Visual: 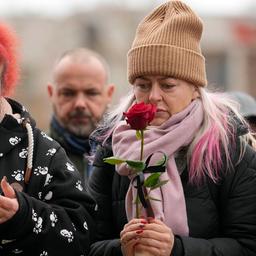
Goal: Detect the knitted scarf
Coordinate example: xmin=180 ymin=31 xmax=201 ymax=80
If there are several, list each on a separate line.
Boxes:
xmin=112 ymin=99 xmax=203 ymax=236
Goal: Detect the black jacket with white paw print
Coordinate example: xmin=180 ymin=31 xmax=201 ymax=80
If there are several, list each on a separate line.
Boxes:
xmin=0 ymin=98 xmax=96 ymax=256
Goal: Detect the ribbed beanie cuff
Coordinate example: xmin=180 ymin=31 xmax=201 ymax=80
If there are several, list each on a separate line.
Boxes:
xmin=128 ymin=44 xmax=206 ymax=87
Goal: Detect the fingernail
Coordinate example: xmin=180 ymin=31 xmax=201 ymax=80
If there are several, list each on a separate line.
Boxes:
xmin=141 ymin=220 xmax=147 ymax=224
xmin=139 ymin=224 xmax=145 ymax=229
xmin=147 ymin=217 xmax=154 ymax=222
xmin=136 ymin=229 xmax=143 ymax=234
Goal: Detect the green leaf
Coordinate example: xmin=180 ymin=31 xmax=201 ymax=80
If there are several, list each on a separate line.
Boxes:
xmin=151 ymin=180 xmax=169 ymax=190
xmin=126 ymin=160 xmax=145 ymax=171
xmin=103 ymin=157 xmax=126 ymax=165
xmin=136 ymin=130 xmax=142 ymax=140
xmin=144 ymin=173 xmax=161 ymax=188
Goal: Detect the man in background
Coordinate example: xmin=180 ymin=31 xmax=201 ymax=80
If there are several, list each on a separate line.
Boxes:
xmin=47 ymin=48 xmax=115 ymax=183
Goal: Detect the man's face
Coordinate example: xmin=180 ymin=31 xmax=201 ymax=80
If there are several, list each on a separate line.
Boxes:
xmin=48 ymin=57 xmax=114 ymax=137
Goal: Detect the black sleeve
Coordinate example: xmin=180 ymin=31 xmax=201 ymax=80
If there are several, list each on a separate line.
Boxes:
xmin=172 ymin=144 xmax=256 ymax=256
xmin=1 ymin=146 xmax=97 ymax=255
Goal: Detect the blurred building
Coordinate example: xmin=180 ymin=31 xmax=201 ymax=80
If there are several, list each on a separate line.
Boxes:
xmin=3 ymin=5 xmax=256 ymax=130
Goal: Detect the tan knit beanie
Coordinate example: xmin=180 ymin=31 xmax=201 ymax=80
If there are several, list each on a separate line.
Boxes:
xmin=127 ymin=0 xmax=207 ymax=87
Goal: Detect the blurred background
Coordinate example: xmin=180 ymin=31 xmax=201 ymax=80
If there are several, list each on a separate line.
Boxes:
xmin=1 ymin=0 xmax=256 ymax=130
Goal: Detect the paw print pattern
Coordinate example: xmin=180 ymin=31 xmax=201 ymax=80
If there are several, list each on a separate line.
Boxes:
xmin=40 ymin=251 xmax=48 ymax=256
xmin=34 ymin=166 xmax=48 ymax=176
xmin=9 ymin=136 xmax=21 ymax=146
xmin=32 ymin=209 xmax=43 ymax=234
xmin=46 ymin=148 xmax=56 ymax=156
xmin=50 ymin=212 xmax=58 ymax=227
xmin=60 ymin=229 xmax=74 ymax=243
xmin=75 ymin=180 xmax=83 ymax=191
xmin=44 ymin=173 xmax=53 ymax=186
xmin=41 ymin=132 xmax=53 ymax=141
xmin=19 ymin=148 xmax=28 ymax=158
xmin=66 ymin=162 xmax=75 ymax=172
xmin=11 ymin=170 xmax=24 ymax=181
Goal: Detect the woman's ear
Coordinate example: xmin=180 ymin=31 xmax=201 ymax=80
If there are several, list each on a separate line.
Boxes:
xmin=192 ymin=86 xmax=200 ymax=100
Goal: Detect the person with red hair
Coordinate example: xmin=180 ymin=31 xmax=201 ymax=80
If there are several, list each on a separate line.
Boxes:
xmin=0 ymin=23 xmax=19 ymax=96
xmin=0 ymin=22 xmax=96 ymax=255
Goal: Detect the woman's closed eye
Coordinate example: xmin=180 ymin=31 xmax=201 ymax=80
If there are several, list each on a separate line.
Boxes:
xmin=160 ymin=83 xmax=176 ymax=92
xmin=134 ymin=83 xmax=151 ymax=92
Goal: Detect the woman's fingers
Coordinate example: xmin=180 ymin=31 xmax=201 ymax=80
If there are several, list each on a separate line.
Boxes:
xmin=121 ymin=218 xmax=147 ymax=236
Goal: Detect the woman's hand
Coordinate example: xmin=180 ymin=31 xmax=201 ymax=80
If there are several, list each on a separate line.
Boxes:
xmin=120 ymin=218 xmax=149 ymax=256
xmin=135 ymin=218 xmax=175 ymax=256
xmin=0 ymin=177 xmax=19 ymax=224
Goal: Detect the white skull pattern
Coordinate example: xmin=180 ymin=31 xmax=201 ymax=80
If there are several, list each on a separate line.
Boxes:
xmin=9 ymin=136 xmax=21 ymax=146
xmin=66 ymin=162 xmax=75 ymax=172
xmin=19 ymin=148 xmax=28 ymax=158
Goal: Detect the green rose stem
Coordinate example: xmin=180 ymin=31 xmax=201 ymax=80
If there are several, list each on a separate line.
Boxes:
xmin=136 ymin=129 xmax=154 ymax=218
xmin=140 ymin=130 xmax=144 ymax=161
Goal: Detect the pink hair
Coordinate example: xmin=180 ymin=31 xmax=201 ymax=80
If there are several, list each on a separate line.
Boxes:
xmin=0 ymin=22 xmax=20 ymax=96
xmin=188 ymin=90 xmax=240 ymax=185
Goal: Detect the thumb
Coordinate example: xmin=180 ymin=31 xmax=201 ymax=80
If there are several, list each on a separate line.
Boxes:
xmin=1 ymin=176 xmax=15 ymax=198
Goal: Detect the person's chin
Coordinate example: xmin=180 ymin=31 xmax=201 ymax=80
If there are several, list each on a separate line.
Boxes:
xmin=69 ymin=124 xmax=93 ymax=137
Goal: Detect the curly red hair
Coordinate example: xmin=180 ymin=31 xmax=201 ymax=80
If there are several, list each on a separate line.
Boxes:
xmin=0 ymin=22 xmax=19 ymax=96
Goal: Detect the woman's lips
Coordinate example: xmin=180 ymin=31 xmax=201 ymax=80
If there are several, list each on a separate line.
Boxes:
xmin=157 ymin=108 xmax=166 ymax=112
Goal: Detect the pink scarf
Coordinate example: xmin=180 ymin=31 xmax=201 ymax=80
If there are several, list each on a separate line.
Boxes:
xmin=112 ymin=99 xmax=203 ymax=236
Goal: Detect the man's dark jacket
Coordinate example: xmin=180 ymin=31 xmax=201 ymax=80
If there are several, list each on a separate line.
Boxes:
xmin=49 ymin=125 xmax=89 ymax=182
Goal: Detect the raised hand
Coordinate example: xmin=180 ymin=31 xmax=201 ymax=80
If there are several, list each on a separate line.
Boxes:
xmin=0 ymin=176 xmax=19 ymax=224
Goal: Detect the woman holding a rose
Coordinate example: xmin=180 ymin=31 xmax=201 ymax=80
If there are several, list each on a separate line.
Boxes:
xmin=88 ymin=1 xmax=256 ymax=256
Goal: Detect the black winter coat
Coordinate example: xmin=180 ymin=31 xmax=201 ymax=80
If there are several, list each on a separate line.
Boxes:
xmin=88 ymin=137 xmax=256 ymax=256
xmin=0 ymin=99 xmax=96 ymax=255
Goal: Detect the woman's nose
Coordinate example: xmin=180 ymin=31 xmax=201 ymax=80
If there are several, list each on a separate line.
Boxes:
xmin=148 ymin=85 xmax=162 ymax=103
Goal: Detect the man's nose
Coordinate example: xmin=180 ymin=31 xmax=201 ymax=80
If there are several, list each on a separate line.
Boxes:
xmin=74 ymin=94 xmax=87 ymax=109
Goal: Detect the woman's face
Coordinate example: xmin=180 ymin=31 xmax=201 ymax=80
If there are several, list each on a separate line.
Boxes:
xmin=133 ymin=76 xmax=199 ymax=126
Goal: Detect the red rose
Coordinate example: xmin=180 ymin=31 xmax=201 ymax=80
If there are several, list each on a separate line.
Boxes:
xmin=124 ymin=102 xmax=156 ymax=130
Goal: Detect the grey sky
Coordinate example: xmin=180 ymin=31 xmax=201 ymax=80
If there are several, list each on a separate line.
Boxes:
xmin=0 ymin=0 xmax=255 ymax=17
